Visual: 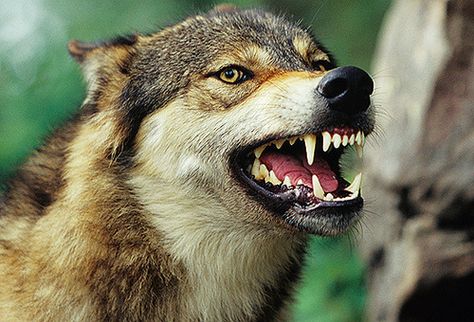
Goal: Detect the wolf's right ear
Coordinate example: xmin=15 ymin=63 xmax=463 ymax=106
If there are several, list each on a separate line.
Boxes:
xmin=68 ymin=35 xmax=138 ymax=87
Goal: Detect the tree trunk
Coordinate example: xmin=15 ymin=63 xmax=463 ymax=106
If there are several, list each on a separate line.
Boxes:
xmin=361 ymin=0 xmax=474 ymax=321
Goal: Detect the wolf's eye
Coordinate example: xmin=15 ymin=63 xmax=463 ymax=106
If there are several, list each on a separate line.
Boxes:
xmin=218 ymin=67 xmax=250 ymax=84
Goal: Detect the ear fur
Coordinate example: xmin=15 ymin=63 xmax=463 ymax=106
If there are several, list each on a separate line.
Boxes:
xmin=210 ymin=3 xmax=238 ymax=14
xmin=68 ymin=35 xmax=138 ymax=89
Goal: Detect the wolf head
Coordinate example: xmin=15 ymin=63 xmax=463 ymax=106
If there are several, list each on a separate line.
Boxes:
xmin=68 ymin=7 xmax=375 ymax=236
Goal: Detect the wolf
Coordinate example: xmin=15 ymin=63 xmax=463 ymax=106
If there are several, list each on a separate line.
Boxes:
xmin=0 ymin=5 xmax=374 ymax=321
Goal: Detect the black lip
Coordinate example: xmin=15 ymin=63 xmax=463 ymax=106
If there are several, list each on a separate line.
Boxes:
xmin=234 ymin=162 xmax=364 ymax=235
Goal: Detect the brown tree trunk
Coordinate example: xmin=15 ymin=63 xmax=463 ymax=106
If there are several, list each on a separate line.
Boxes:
xmin=361 ymin=0 xmax=474 ymax=321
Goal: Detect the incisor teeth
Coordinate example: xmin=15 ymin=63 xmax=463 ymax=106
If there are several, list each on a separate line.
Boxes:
xmin=355 ymin=131 xmax=362 ymax=145
xmin=274 ymin=139 xmax=285 ymax=149
xmin=322 ymin=131 xmax=331 ymax=152
xmin=312 ymin=175 xmax=325 ymax=199
xmin=325 ymin=193 xmax=334 ymax=201
xmin=296 ymin=179 xmax=304 ymax=186
xmin=342 ymin=135 xmax=349 ymax=146
xmin=254 ymin=145 xmax=267 ymax=158
xmin=345 ymin=173 xmax=362 ymax=196
xmin=283 ymin=176 xmax=291 ymax=187
xmin=332 ymin=134 xmax=341 ymax=148
xmin=349 ymin=134 xmax=355 ymax=145
xmin=289 ymin=137 xmax=297 ymax=145
xmin=303 ymin=134 xmax=317 ymax=165
xmin=268 ymin=170 xmax=281 ymax=185
xmin=251 ymin=158 xmax=261 ymax=179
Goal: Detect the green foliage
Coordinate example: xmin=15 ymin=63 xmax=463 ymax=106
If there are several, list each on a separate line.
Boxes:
xmin=294 ymin=237 xmax=367 ymax=322
xmin=0 ymin=0 xmax=390 ymax=320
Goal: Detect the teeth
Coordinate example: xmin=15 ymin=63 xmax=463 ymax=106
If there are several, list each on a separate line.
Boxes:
xmin=332 ymin=134 xmax=341 ymax=148
xmin=324 ymin=193 xmax=334 ymax=201
xmin=303 ymin=134 xmax=317 ymax=165
xmin=274 ymin=139 xmax=285 ymax=149
xmin=349 ymin=134 xmax=355 ymax=145
xmin=268 ymin=170 xmax=281 ymax=185
xmin=355 ymin=131 xmax=362 ymax=145
xmin=289 ymin=137 xmax=297 ymax=145
xmin=251 ymin=158 xmax=262 ymax=179
xmin=312 ymin=175 xmax=325 ymax=199
xmin=283 ymin=176 xmax=291 ymax=187
xmin=322 ymin=131 xmax=331 ymax=152
xmin=296 ymin=179 xmax=304 ymax=186
xmin=355 ymin=144 xmax=363 ymax=158
xmin=254 ymin=144 xmax=267 ymax=158
xmin=361 ymin=132 xmax=366 ymax=146
xmin=342 ymin=135 xmax=349 ymax=146
xmin=259 ymin=164 xmax=269 ymax=179
xmin=345 ymin=173 xmax=362 ymax=196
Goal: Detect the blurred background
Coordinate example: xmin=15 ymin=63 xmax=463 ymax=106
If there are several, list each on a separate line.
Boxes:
xmin=0 ymin=0 xmax=391 ymax=321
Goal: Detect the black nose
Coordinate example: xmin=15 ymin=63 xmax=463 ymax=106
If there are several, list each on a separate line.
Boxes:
xmin=317 ymin=66 xmax=374 ymax=115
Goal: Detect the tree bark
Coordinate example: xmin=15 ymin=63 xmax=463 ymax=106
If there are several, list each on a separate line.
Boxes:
xmin=361 ymin=0 xmax=474 ymax=321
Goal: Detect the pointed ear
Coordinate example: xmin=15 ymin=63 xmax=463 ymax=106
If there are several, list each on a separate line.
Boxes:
xmin=68 ymin=35 xmax=138 ymax=87
xmin=210 ymin=3 xmax=238 ymax=13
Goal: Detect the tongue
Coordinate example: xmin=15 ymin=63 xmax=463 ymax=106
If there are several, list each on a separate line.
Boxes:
xmin=259 ymin=151 xmax=338 ymax=192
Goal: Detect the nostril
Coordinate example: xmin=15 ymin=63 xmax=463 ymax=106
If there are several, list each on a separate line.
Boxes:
xmin=317 ymin=77 xmax=348 ymax=99
xmin=317 ymin=66 xmax=373 ymax=115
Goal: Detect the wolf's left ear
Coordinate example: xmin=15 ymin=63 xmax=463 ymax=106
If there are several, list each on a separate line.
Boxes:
xmin=210 ymin=3 xmax=238 ymax=13
xmin=68 ymin=34 xmax=138 ymax=86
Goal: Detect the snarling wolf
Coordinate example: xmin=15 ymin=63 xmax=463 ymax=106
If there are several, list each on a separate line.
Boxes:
xmin=0 ymin=5 xmax=374 ymax=321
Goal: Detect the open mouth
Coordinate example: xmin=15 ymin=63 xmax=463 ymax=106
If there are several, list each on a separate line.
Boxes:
xmin=235 ymin=128 xmax=367 ymax=234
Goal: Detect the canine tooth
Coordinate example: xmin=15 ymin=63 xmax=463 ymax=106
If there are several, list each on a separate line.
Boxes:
xmin=274 ymin=139 xmax=285 ymax=149
xmin=322 ymin=131 xmax=331 ymax=152
xmin=254 ymin=144 xmax=267 ymax=158
xmin=345 ymin=173 xmax=362 ymax=196
xmin=325 ymin=193 xmax=334 ymax=201
xmin=361 ymin=132 xmax=366 ymax=146
xmin=283 ymin=176 xmax=291 ymax=187
xmin=355 ymin=144 xmax=363 ymax=158
xmin=332 ymin=134 xmax=342 ymax=148
xmin=268 ymin=170 xmax=281 ymax=185
xmin=355 ymin=131 xmax=362 ymax=145
xmin=259 ymin=164 xmax=269 ymax=179
xmin=303 ymin=134 xmax=317 ymax=165
xmin=289 ymin=137 xmax=297 ymax=145
xmin=312 ymin=175 xmax=325 ymax=199
xmin=251 ymin=158 xmax=262 ymax=179
xmin=296 ymin=179 xmax=304 ymax=186
xmin=349 ymin=134 xmax=355 ymax=145
xmin=342 ymin=135 xmax=349 ymax=146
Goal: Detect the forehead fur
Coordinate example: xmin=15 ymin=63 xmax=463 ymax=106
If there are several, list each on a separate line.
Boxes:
xmin=105 ymin=9 xmax=334 ymax=157
xmin=137 ymin=9 xmax=323 ymax=71
xmin=123 ymin=9 xmax=330 ymax=110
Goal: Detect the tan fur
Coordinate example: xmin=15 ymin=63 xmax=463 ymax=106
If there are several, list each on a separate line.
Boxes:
xmin=0 ymin=7 xmax=372 ymax=321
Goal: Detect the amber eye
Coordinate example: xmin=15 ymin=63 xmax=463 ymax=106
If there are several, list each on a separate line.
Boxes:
xmin=218 ymin=67 xmax=249 ymax=84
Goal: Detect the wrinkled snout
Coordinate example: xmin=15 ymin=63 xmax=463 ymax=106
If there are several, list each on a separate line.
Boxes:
xmin=317 ymin=66 xmax=374 ymax=115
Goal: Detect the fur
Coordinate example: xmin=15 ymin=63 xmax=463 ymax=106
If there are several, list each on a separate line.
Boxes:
xmin=0 ymin=6 xmax=373 ymax=321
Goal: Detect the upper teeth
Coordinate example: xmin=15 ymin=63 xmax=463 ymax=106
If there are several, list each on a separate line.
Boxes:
xmin=253 ymin=130 xmax=366 ymax=164
xmin=303 ymin=134 xmax=317 ymax=165
xmin=322 ymin=132 xmax=331 ymax=152
xmin=249 ymin=131 xmax=365 ymax=202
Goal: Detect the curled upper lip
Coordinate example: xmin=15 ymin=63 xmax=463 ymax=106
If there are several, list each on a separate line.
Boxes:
xmin=234 ymin=126 xmax=366 ymax=205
